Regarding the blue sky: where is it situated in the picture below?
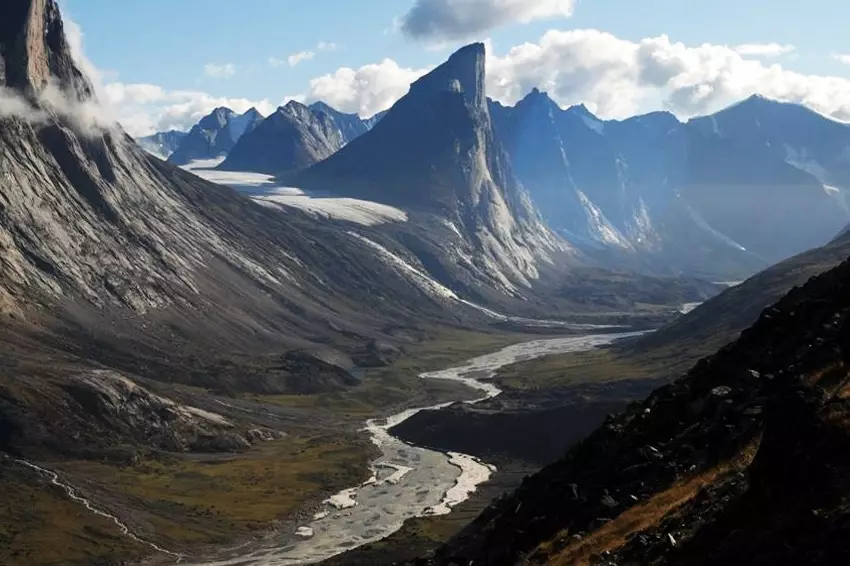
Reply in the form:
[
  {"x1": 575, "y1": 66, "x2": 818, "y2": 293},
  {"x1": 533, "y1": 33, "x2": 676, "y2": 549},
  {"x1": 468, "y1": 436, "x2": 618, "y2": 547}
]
[{"x1": 58, "y1": 0, "x2": 850, "y2": 135}]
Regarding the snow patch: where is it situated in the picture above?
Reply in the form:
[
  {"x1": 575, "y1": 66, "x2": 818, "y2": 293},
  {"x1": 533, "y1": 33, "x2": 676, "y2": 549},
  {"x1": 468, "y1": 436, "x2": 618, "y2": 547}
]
[
  {"x1": 581, "y1": 115, "x2": 605, "y2": 135},
  {"x1": 182, "y1": 162, "x2": 407, "y2": 226}
]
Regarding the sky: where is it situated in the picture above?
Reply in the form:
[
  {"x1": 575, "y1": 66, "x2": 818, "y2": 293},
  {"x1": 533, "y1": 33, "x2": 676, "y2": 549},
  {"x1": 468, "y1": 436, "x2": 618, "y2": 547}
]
[{"x1": 58, "y1": 0, "x2": 850, "y2": 137}]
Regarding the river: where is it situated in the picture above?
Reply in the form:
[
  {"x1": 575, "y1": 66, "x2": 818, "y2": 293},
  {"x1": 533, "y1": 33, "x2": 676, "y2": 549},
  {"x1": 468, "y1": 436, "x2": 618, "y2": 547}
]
[{"x1": 178, "y1": 330, "x2": 643, "y2": 566}]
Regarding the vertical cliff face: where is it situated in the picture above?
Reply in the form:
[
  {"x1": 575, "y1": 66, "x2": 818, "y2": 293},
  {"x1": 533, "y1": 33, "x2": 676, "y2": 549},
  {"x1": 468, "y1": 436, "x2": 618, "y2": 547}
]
[
  {"x1": 0, "y1": 0, "x2": 92, "y2": 99},
  {"x1": 293, "y1": 43, "x2": 571, "y2": 292}
]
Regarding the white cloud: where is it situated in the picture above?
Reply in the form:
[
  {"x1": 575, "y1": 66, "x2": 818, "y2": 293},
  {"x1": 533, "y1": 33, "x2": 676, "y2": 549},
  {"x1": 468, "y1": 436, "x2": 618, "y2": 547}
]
[
  {"x1": 204, "y1": 63, "x2": 236, "y2": 78},
  {"x1": 270, "y1": 43, "x2": 336, "y2": 68},
  {"x1": 832, "y1": 53, "x2": 850, "y2": 66},
  {"x1": 734, "y1": 43, "x2": 795, "y2": 57},
  {"x1": 100, "y1": 82, "x2": 291, "y2": 136},
  {"x1": 400, "y1": 0, "x2": 576, "y2": 41},
  {"x1": 288, "y1": 51, "x2": 316, "y2": 67},
  {"x1": 306, "y1": 58, "x2": 432, "y2": 117},
  {"x1": 482, "y1": 30, "x2": 850, "y2": 122}
]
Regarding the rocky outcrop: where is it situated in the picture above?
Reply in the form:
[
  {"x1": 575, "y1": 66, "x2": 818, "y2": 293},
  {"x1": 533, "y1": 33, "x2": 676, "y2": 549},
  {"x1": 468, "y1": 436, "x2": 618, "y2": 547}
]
[{"x1": 62, "y1": 370, "x2": 253, "y2": 452}]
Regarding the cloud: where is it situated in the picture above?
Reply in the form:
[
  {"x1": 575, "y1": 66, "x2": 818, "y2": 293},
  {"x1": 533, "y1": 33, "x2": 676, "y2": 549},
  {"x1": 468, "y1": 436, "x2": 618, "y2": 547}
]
[
  {"x1": 832, "y1": 53, "x2": 850, "y2": 66},
  {"x1": 204, "y1": 63, "x2": 236, "y2": 78},
  {"x1": 482, "y1": 29, "x2": 850, "y2": 122},
  {"x1": 101, "y1": 82, "x2": 291, "y2": 136},
  {"x1": 0, "y1": 13, "x2": 115, "y2": 136},
  {"x1": 400, "y1": 0, "x2": 576, "y2": 41},
  {"x1": 270, "y1": 42, "x2": 337, "y2": 68},
  {"x1": 288, "y1": 51, "x2": 316, "y2": 67},
  {"x1": 306, "y1": 58, "x2": 432, "y2": 117},
  {"x1": 734, "y1": 43, "x2": 795, "y2": 57}
]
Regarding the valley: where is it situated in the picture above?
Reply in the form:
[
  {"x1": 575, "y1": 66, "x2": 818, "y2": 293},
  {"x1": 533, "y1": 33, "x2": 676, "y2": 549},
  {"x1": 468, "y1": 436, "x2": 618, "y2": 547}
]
[{"x1": 3, "y1": 1, "x2": 850, "y2": 565}]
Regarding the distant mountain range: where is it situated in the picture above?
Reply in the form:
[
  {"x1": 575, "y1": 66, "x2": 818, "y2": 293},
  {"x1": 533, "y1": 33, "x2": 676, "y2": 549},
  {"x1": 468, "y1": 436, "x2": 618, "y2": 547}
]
[
  {"x1": 490, "y1": 90, "x2": 850, "y2": 278},
  {"x1": 141, "y1": 85, "x2": 850, "y2": 281},
  {"x1": 218, "y1": 101, "x2": 383, "y2": 174},
  {"x1": 166, "y1": 107, "x2": 264, "y2": 165}
]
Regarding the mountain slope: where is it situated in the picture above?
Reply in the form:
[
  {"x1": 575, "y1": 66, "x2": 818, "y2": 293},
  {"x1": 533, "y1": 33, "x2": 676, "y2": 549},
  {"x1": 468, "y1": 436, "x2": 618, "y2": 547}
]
[
  {"x1": 626, "y1": 229, "x2": 850, "y2": 369},
  {"x1": 218, "y1": 101, "x2": 370, "y2": 174},
  {"x1": 167, "y1": 106, "x2": 263, "y2": 165},
  {"x1": 491, "y1": 90, "x2": 850, "y2": 278},
  {"x1": 293, "y1": 43, "x2": 570, "y2": 293},
  {"x1": 0, "y1": 0, "x2": 513, "y2": 460},
  {"x1": 420, "y1": 233, "x2": 850, "y2": 566}
]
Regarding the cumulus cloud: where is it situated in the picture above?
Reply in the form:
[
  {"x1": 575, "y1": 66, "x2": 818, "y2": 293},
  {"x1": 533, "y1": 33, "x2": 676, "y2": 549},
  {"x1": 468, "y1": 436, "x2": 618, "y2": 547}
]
[
  {"x1": 734, "y1": 43, "x2": 795, "y2": 57},
  {"x1": 204, "y1": 62, "x2": 236, "y2": 78},
  {"x1": 482, "y1": 30, "x2": 850, "y2": 122},
  {"x1": 400, "y1": 0, "x2": 576, "y2": 41},
  {"x1": 832, "y1": 53, "x2": 850, "y2": 66},
  {"x1": 306, "y1": 58, "x2": 432, "y2": 117}
]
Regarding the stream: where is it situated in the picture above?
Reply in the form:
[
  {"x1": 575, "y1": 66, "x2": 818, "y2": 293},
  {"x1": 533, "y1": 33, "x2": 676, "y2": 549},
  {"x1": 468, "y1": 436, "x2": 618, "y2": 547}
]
[{"x1": 179, "y1": 330, "x2": 644, "y2": 566}]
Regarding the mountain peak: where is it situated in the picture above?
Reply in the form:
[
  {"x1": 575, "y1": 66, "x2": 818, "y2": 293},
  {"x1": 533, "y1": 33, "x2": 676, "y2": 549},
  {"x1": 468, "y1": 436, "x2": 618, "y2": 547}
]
[
  {"x1": 409, "y1": 42, "x2": 486, "y2": 109},
  {"x1": 0, "y1": 0, "x2": 92, "y2": 99}
]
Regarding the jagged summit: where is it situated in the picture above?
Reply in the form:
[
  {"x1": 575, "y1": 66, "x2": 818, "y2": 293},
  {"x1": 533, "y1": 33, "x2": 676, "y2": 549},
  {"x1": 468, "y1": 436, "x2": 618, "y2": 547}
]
[
  {"x1": 293, "y1": 42, "x2": 568, "y2": 291},
  {"x1": 0, "y1": 0, "x2": 92, "y2": 100},
  {"x1": 408, "y1": 42, "x2": 487, "y2": 110}
]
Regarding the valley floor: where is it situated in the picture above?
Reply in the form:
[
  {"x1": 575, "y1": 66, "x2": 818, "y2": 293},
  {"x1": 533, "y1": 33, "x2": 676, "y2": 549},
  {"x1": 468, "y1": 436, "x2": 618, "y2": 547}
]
[{"x1": 0, "y1": 329, "x2": 529, "y2": 566}]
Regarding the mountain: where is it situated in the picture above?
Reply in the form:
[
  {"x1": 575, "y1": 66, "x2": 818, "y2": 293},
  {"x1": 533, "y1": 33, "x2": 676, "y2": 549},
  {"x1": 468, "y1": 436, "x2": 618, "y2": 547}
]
[
  {"x1": 626, "y1": 227, "x2": 850, "y2": 370},
  {"x1": 420, "y1": 235, "x2": 850, "y2": 566},
  {"x1": 135, "y1": 129, "x2": 186, "y2": 158},
  {"x1": 218, "y1": 100, "x2": 375, "y2": 174},
  {"x1": 491, "y1": 90, "x2": 850, "y2": 279},
  {"x1": 293, "y1": 43, "x2": 570, "y2": 293},
  {"x1": 0, "y1": 1, "x2": 521, "y2": 461},
  {"x1": 167, "y1": 106, "x2": 263, "y2": 165}
]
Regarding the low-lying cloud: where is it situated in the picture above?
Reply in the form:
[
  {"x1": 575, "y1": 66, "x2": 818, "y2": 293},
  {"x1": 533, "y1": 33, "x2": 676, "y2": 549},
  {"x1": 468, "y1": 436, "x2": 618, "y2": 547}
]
[{"x1": 400, "y1": 0, "x2": 576, "y2": 41}]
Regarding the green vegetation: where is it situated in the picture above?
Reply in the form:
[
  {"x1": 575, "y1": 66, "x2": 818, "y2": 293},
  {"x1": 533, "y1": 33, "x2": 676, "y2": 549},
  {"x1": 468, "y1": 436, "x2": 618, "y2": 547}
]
[
  {"x1": 258, "y1": 328, "x2": 529, "y2": 418},
  {"x1": 59, "y1": 435, "x2": 374, "y2": 549},
  {"x1": 0, "y1": 462, "x2": 146, "y2": 566},
  {"x1": 491, "y1": 347, "x2": 679, "y2": 392}
]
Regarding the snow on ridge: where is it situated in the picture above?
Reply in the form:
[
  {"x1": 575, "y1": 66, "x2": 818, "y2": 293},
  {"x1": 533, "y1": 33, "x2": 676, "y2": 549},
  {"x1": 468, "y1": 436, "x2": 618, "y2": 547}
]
[{"x1": 181, "y1": 162, "x2": 407, "y2": 227}]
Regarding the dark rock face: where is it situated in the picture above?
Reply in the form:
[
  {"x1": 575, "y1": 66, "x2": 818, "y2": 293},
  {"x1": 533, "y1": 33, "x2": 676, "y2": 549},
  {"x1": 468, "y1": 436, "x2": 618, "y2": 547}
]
[
  {"x1": 218, "y1": 101, "x2": 369, "y2": 174},
  {"x1": 0, "y1": 0, "x2": 91, "y2": 99},
  {"x1": 491, "y1": 90, "x2": 850, "y2": 279},
  {"x1": 417, "y1": 252, "x2": 850, "y2": 566},
  {"x1": 293, "y1": 43, "x2": 568, "y2": 292}
]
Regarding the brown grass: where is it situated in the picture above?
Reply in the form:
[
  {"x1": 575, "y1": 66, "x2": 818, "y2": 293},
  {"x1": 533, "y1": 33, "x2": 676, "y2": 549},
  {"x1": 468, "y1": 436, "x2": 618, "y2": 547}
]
[{"x1": 537, "y1": 442, "x2": 761, "y2": 566}]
